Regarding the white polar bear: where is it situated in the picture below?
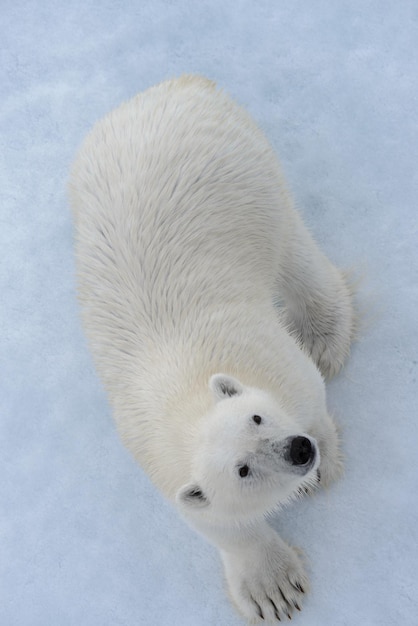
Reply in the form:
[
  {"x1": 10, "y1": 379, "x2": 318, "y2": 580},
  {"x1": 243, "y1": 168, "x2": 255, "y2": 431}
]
[{"x1": 69, "y1": 76, "x2": 354, "y2": 623}]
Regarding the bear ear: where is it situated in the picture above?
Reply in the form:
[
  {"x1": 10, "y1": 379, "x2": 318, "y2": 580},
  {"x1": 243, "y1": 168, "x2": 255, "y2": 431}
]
[
  {"x1": 209, "y1": 374, "x2": 244, "y2": 402},
  {"x1": 176, "y1": 484, "x2": 210, "y2": 509}
]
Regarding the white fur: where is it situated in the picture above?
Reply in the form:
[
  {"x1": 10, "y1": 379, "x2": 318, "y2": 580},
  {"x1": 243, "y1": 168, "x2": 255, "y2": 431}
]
[{"x1": 69, "y1": 75, "x2": 354, "y2": 622}]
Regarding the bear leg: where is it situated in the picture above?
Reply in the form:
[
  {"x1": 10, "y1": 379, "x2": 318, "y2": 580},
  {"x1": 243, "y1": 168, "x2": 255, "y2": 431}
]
[{"x1": 277, "y1": 209, "x2": 355, "y2": 379}]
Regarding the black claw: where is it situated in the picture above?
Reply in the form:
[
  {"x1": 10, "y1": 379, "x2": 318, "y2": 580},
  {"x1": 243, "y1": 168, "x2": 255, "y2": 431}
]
[
  {"x1": 287, "y1": 613, "x2": 292, "y2": 620},
  {"x1": 250, "y1": 595, "x2": 264, "y2": 620},
  {"x1": 291, "y1": 581, "x2": 305, "y2": 594},
  {"x1": 269, "y1": 598, "x2": 281, "y2": 621},
  {"x1": 317, "y1": 469, "x2": 321, "y2": 482},
  {"x1": 293, "y1": 601, "x2": 301, "y2": 611},
  {"x1": 278, "y1": 586, "x2": 292, "y2": 609}
]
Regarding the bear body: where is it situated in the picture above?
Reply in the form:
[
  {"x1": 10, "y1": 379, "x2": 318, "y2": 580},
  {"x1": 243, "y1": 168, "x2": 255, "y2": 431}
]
[{"x1": 69, "y1": 76, "x2": 354, "y2": 623}]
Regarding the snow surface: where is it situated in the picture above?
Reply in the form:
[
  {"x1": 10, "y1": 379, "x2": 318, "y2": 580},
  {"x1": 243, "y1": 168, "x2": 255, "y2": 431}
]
[{"x1": 1, "y1": 1, "x2": 417, "y2": 624}]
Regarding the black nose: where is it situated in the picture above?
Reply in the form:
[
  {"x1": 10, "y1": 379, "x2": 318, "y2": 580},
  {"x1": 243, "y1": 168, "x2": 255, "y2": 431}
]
[{"x1": 289, "y1": 436, "x2": 314, "y2": 466}]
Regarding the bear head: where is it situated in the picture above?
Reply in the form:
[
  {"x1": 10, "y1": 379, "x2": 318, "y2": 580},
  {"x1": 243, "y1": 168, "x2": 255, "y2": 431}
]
[{"x1": 177, "y1": 374, "x2": 320, "y2": 524}]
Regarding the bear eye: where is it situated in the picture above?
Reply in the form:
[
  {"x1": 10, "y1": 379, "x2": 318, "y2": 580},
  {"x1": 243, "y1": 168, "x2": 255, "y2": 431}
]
[
  {"x1": 239, "y1": 464, "x2": 250, "y2": 478},
  {"x1": 252, "y1": 415, "x2": 262, "y2": 425}
]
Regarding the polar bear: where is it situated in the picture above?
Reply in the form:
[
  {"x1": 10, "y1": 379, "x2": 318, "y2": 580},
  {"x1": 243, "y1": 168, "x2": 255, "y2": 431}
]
[{"x1": 69, "y1": 75, "x2": 354, "y2": 623}]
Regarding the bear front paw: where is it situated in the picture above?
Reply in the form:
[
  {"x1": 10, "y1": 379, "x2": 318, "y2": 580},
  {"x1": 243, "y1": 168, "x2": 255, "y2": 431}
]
[{"x1": 222, "y1": 537, "x2": 309, "y2": 623}]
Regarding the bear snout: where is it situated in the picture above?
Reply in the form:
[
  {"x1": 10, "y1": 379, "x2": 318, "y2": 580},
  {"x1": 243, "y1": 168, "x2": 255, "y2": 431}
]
[{"x1": 260, "y1": 435, "x2": 318, "y2": 470}]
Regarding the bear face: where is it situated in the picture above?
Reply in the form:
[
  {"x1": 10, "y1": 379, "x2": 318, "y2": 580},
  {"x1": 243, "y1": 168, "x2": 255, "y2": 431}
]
[{"x1": 177, "y1": 374, "x2": 320, "y2": 524}]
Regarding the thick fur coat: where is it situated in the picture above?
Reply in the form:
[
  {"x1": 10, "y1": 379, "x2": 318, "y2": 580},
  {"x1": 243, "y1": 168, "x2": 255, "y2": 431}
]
[{"x1": 69, "y1": 76, "x2": 354, "y2": 623}]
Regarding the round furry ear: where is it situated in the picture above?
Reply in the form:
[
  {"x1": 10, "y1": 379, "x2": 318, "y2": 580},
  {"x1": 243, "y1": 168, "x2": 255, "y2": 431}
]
[
  {"x1": 209, "y1": 374, "x2": 244, "y2": 401},
  {"x1": 176, "y1": 484, "x2": 209, "y2": 509}
]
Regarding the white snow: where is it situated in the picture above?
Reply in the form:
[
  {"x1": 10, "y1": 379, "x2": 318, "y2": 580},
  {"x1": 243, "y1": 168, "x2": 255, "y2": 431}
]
[{"x1": 1, "y1": 1, "x2": 417, "y2": 624}]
